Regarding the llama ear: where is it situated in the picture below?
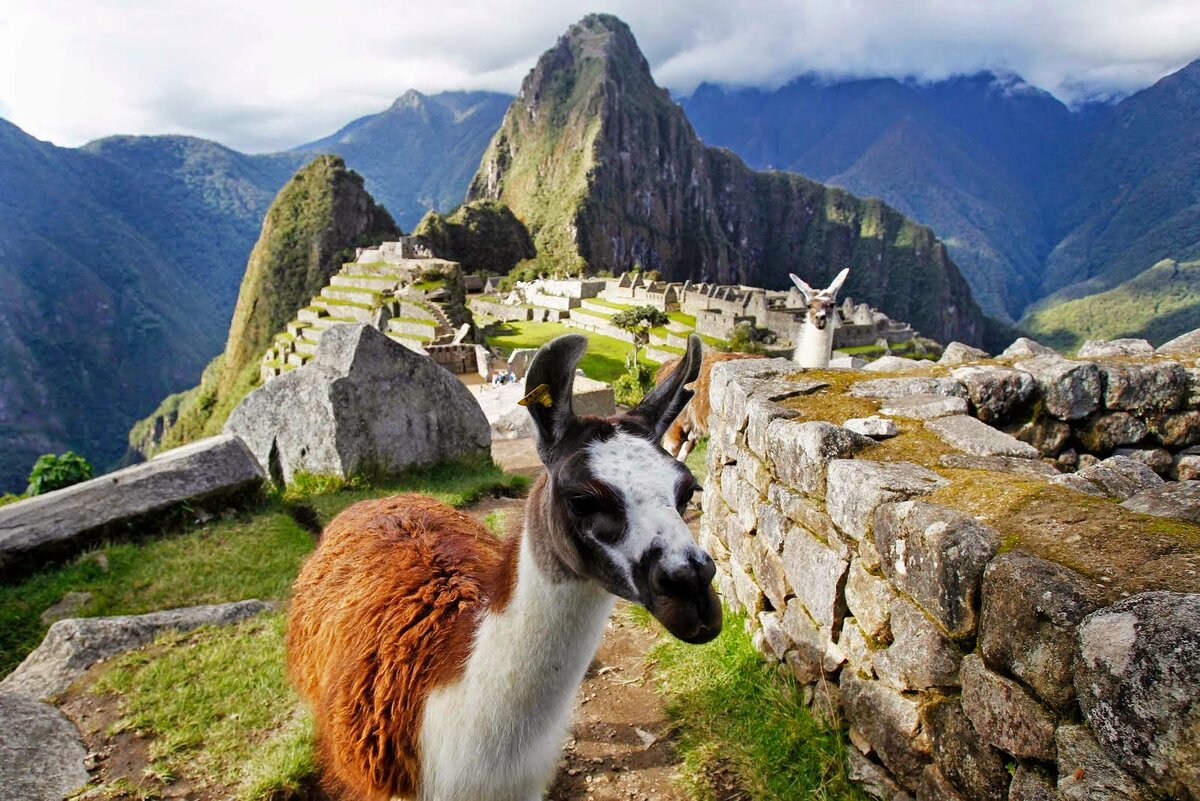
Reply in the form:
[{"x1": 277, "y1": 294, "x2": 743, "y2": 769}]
[
  {"x1": 627, "y1": 334, "x2": 703, "y2": 440},
  {"x1": 523, "y1": 334, "x2": 588, "y2": 461},
  {"x1": 789, "y1": 273, "x2": 815, "y2": 301},
  {"x1": 826, "y1": 267, "x2": 850, "y2": 298}
]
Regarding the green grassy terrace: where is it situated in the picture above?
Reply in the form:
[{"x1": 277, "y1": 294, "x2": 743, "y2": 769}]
[{"x1": 485, "y1": 320, "x2": 660, "y2": 382}]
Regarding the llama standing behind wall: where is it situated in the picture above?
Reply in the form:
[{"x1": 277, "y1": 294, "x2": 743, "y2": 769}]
[
  {"x1": 791, "y1": 268, "x2": 849, "y2": 368},
  {"x1": 655, "y1": 350, "x2": 765, "y2": 460}
]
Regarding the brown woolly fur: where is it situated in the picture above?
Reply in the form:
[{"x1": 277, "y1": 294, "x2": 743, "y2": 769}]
[
  {"x1": 287, "y1": 494, "x2": 519, "y2": 800},
  {"x1": 656, "y1": 351, "x2": 765, "y2": 454}
]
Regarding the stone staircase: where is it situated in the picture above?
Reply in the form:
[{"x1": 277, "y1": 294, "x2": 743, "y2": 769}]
[{"x1": 260, "y1": 256, "x2": 462, "y2": 381}]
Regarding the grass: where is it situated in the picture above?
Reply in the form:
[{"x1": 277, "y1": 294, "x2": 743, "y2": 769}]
[
  {"x1": 485, "y1": 320, "x2": 661, "y2": 382},
  {"x1": 0, "y1": 457, "x2": 526, "y2": 677},
  {"x1": 92, "y1": 612, "x2": 315, "y2": 800},
  {"x1": 668, "y1": 311, "x2": 697, "y2": 328},
  {"x1": 642, "y1": 608, "x2": 870, "y2": 801},
  {"x1": 685, "y1": 435, "x2": 710, "y2": 483},
  {"x1": 391, "y1": 316, "x2": 438, "y2": 327},
  {"x1": 412, "y1": 278, "x2": 448, "y2": 292}
]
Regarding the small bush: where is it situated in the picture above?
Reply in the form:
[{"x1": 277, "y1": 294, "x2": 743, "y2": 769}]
[
  {"x1": 613, "y1": 361, "x2": 656, "y2": 407},
  {"x1": 26, "y1": 451, "x2": 93, "y2": 496},
  {"x1": 0, "y1": 492, "x2": 24, "y2": 508},
  {"x1": 729, "y1": 322, "x2": 766, "y2": 354}
]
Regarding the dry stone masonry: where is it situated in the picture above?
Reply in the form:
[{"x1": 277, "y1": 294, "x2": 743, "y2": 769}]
[{"x1": 700, "y1": 347, "x2": 1200, "y2": 801}]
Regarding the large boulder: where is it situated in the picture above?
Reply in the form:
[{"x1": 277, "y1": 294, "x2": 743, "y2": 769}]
[
  {"x1": 0, "y1": 692, "x2": 88, "y2": 801},
  {"x1": 0, "y1": 435, "x2": 265, "y2": 575},
  {"x1": 1157, "y1": 327, "x2": 1200, "y2": 356},
  {"x1": 0, "y1": 600, "x2": 272, "y2": 700},
  {"x1": 1014, "y1": 356, "x2": 1102, "y2": 420},
  {"x1": 1076, "y1": 592, "x2": 1200, "y2": 800},
  {"x1": 938, "y1": 342, "x2": 989, "y2": 366},
  {"x1": 226, "y1": 324, "x2": 491, "y2": 482},
  {"x1": 950, "y1": 365, "x2": 1036, "y2": 423},
  {"x1": 1001, "y1": 337, "x2": 1056, "y2": 359}
]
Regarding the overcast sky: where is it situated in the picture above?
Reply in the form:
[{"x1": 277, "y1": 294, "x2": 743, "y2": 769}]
[{"x1": 2, "y1": 0, "x2": 1198, "y2": 153}]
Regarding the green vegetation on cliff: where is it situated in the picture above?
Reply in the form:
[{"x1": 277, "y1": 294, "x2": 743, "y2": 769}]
[
  {"x1": 412, "y1": 199, "x2": 534, "y2": 273},
  {"x1": 1021, "y1": 259, "x2": 1200, "y2": 350},
  {"x1": 468, "y1": 14, "x2": 993, "y2": 348},
  {"x1": 128, "y1": 156, "x2": 399, "y2": 459}
]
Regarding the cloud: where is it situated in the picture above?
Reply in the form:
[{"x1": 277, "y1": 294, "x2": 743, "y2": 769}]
[{"x1": 1, "y1": 0, "x2": 1198, "y2": 152}]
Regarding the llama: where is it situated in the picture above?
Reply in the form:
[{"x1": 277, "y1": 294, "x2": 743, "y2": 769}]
[
  {"x1": 287, "y1": 333, "x2": 720, "y2": 801},
  {"x1": 655, "y1": 350, "x2": 765, "y2": 461},
  {"x1": 791, "y1": 267, "x2": 850, "y2": 368}
]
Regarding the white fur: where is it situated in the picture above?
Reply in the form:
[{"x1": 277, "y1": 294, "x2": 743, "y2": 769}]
[
  {"x1": 587, "y1": 431, "x2": 699, "y2": 582},
  {"x1": 790, "y1": 268, "x2": 849, "y2": 368},
  {"x1": 419, "y1": 535, "x2": 614, "y2": 801}
]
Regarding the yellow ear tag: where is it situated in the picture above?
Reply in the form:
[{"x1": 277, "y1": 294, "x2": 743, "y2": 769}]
[{"x1": 518, "y1": 383, "x2": 554, "y2": 408}]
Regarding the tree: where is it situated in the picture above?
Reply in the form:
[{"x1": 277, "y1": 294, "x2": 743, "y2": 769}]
[{"x1": 611, "y1": 305, "x2": 669, "y2": 367}]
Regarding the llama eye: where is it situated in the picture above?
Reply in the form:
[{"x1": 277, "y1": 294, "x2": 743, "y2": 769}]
[{"x1": 567, "y1": 494, "x2": 605, "y2": 518}]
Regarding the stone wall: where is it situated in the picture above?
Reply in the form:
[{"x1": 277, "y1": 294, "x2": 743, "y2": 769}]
[{"x1": 700, "y1": 357, "x2": 1200, "y2": 801}]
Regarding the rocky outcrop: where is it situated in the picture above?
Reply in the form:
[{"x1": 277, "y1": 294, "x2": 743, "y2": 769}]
[
  {"x1": 412, "y1": 199, "x2": 534, "y2": 273},
  {"x1": 469, "y1": 14, "x2": 992, "y2": 347},
  {"x1": 0, "y1": 435, "x2": 264, "y2": 575},
  {"x1": 225, "y1": 324, "x2": 490, "y2": 482},
  {"x1": 0, "y1": 692, "x2": 88, "y2": 801},
  {"x1": 0, "y1": 600, "x2": 271, "y2": 700}
]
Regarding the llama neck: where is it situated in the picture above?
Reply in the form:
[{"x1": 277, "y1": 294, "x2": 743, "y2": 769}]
[
  {"x1": 418, "y1": 489, "x2": 614, "y2": 799},
  {"x1": 795, "y1": 319, "x2": 836, "y2": 368}
]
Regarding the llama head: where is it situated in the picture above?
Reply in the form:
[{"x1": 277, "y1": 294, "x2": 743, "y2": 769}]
[
  {"x1": 790, "y1": 267, "x2": 850, "y2": 331},
  {"x1": 524, "y1": 333, "x2": 721, "y2": 644}
]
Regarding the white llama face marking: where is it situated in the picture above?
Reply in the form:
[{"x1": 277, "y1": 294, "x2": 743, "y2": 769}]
[
  {"x1": 552, "y1": 429, "x2": 720, "y2": 644},
  {"x1": 791, "y1": 267, "x2": 850, "y2": 330}
]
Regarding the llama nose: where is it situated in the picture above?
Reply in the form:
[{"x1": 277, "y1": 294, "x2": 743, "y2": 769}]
[{"x1": 651, "y1": 550, "x2": 716, "y2": 597}]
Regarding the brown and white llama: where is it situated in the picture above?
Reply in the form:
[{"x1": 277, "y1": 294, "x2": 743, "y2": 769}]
[
  {"x1": 791, "y1": 267, "x2": 850, "y2": 368},
  {"x1": 287, "y1": 333, "x2": 721, "y2": 801},
  {"x1": 655, "y1": 350, "x2": 765, "y2": 461}
]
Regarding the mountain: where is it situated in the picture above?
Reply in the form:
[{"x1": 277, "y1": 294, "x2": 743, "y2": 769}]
[
  {"x1": 0, "y1": 121, "x2": 286, "y2": 492},
  {"x1": 1021, "y1": 259, "x2": 1200, "y2": 351},
  {"x1": 412, "y1": 199, "x2": 535, "y2": 273},
  {"x1": 468, "y1": 14, "x2": 991, "y2": 347},
  {"x1": 129, "y1": 156, "x2": 399, "y2": 459},
  {"x1": 680, "y1": 73, "x2": 1087, "y2": 322},
  {"x1": 296, "y1": 90, "x2": 510, "y2": 229},
  {"x1": 1042, "y1": 59, "x2": 1200, "y2": 300}
]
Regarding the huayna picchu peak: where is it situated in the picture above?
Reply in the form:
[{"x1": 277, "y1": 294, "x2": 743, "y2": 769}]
[{"x1": 467, "y1": 14, "x2": 994, "y2": 347}]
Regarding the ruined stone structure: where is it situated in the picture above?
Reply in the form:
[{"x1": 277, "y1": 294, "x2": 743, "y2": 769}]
[{"x1": 701, "y1": 354, "x2": 1200, "y2": 801}]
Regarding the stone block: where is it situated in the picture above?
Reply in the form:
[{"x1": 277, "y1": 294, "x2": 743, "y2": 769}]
[
  {"x1": 849, "y1": 750, "x2": 914, "y2": 801},
  {"x1": 960, "y1": 654, "x2": 1056, "y2": 761},
  {"x1": 1000, "y1": 337, "x2": 1055, "y2": 359},
  {"x1": 1156, "y1": 328, "x2": 1200, "y2": 356},
  {"x1": 1008, "y1": 765, "x2": 1057, "y2": 801},
  {"x1": 874, "y1": 501, "x2": 1000, "y2": 639},
  {"x1": 0, "y1": 435, "x2": 265, "y2": 575},
  {"x1": 979, "y1": 551, "x2": 1102, "y2": 713},
  {"x1": 1014, "y1": 356, "x2": 1102, "y2": 420},
  {"x1": 938, "y1": 342, "x2": 990, "y2": 366},
  {"x1": 1006, "y1": 417, "x2": 1072, "y2": 457},
  {"x1": 1056, "y1": 725, "x2": 1153, "y2": 801},
  {"x1": 842, "y1": 672, "x2": 930, "y2": 790},
  {"x1": 781, "y1": 599, "x2": 844, "y2": 679},
  {"x1": 827, "y1": 460, "x2": 948, "y2": 542},
  {"x1": 729, "y1": 558, "x2": 764, "y2": 617},
  {"x1": 767, "y1": 419, "x2": 875, "y2": 497},
  {"x1": 747, "y1": 533, "x2": 791, "y2": 611},
  {"x1": 845, "y1": 558, "x2": 896, "y2": 643},
  {"x1": 849, "y1": 377, "x2": 967, "y2": 400},
  {"x1": 880, "y1": 394, "x2": 969, "y2": 420},
  {"x1": 923, "y1": 697, "x2": 1011, "y2": 801},
  {"x1": 1100, "y1": 361, "x2": 1187, "y2": 413},
  {"x1": 917, "y1": 764, "x2": 967, "y2": 801},
  {"x1": 745, "y1": 396, "x2": 800, "y2": 455},
  {"x1": 864, "y1": 355, "x2": 935, "y2": 372},
  {"x1": 1121, "y1": 479, "x2": 1200, "y2": 522},
  {"x1": 757, "y1": 611, "x2": 789, "y2": 660},
  {"x1": 1078, "y1": 338, "x2": 1155, "y2": 359},
  {"x1": 781, "y1": 526, "x2": 848, "y2": 636},
  {"x1": 768, "y1": 482, "x2": 842, "y2": 546},
  {"x1": 1173, "y1": 449, "x2": 1200, "y2": 481},
  {"x1": 0, "y1": 600, "x2": 272, "y2": 700},
  {"x1": 1153, "y1": 410, "x2": 1200, "y2": 448},
  {"x1": 1075, "y1": 411, "x2": 1148, "y2": 452},
  {"x1": 925, "y1": 415, "x2": 1040, "y2": 459},
  {"x1": 839, "y1": 618, "x2": 877, "y2": 678},
  {"x1": 951, "y1": 365, "x2": 1036, "y2": 424},
  {"x1": 0, "y1": 692, "x2": 88, "y2": 801},
  {"x1": 1114, "y1": 446, "x2": 1173, "y2": 475},
  {"x1": 845, "y1": 415, "x2": 900, "y2": 438},
  {"x1": 1051, "y1": 454, "x2": 1163, "y2": 500},
  {"x1": 736, "y1": 453, "x2": 772, "y2": 494},
  {"x1": 1076, "y1": 591, "x2": 1200, "y2": 799},
  {"x1": 937, "y1": 453, "x2": 1060, "y2": 479},
  {"x1": 874, "y1": 598, "x2": 962, "y2": 691}
]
